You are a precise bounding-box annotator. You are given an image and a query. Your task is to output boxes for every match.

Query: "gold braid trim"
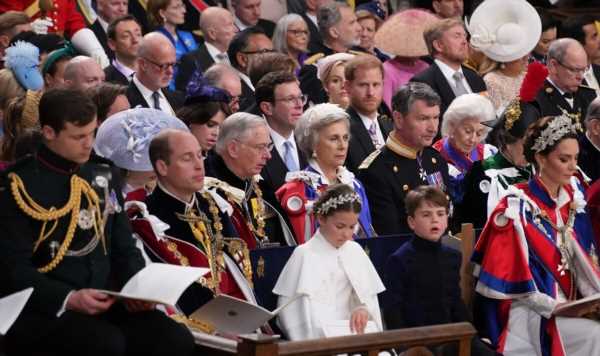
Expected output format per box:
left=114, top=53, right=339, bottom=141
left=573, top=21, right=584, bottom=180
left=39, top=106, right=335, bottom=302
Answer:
left=8, top=172, right=105, bottom=273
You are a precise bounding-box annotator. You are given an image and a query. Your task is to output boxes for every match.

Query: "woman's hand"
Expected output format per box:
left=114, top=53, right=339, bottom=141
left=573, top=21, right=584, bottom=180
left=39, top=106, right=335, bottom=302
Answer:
left=350, top=307, right=370, bottom=334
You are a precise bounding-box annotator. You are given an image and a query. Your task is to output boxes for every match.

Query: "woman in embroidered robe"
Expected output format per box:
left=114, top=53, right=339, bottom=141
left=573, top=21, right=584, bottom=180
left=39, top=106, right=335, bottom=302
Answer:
left=273, top=184, right=385, bottom=340
left=432, top=93, right=497, bottom=204
left=472, top=115, right=600, bottom=356
left=276, top=103, right=375, bottom=244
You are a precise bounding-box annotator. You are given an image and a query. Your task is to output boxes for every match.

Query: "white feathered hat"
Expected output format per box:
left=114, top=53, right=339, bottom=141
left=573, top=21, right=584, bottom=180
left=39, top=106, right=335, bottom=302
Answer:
left=466, top=0, right=541, bottom=63
left=94, top=108, right=189, bottom=172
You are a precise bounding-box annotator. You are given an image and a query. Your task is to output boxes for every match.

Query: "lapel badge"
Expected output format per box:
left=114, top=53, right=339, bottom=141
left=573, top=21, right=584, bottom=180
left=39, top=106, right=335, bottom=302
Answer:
left=393, top=165, right=398, bottom=173
left=545, top=87, right=553, bottom=94
left=403, top=184, right=409, bottom=191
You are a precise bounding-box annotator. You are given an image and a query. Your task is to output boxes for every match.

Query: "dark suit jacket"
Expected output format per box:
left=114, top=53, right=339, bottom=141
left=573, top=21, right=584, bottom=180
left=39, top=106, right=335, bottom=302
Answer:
left=126, top=80, right=185, bottom=113
left=300, top=12, right=323, bottom=54
left=256, top=19, right=276, bottom=38
left=534, top=79, right=597, bottom=119
left=175, top=42, right=216, bottom=92
left=104, top=65, right=129, bottom=86
left=90, top=20, right=113, bottom=60
left=410, top=62, right=487, bottom=118
left=239, top=77, right=255, bottom=112
left=261, top=139, right=308, bottom=199
left=579, top=134, right=600, bottom=184
left=345, top=107, right=393, bottom=174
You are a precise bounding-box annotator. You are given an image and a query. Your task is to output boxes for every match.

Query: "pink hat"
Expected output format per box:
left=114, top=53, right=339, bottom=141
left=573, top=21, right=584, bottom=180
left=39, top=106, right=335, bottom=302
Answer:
left=374, top=9, right=440, bottom=58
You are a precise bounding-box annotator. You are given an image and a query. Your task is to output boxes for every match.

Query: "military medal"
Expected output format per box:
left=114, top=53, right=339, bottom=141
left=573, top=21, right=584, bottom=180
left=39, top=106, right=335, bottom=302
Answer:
left=77, top=209, right=94, bottom=230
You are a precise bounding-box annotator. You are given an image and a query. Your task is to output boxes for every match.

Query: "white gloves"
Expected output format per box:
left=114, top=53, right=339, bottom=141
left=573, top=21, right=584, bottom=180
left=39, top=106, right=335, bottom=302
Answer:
left=30, top=17, right=54, bottom=35
left=70, top=28, right=110, bottom=68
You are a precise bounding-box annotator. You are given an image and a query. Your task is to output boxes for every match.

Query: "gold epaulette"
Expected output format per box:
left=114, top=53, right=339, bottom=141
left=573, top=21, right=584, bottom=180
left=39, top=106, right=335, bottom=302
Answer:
left=348, top=49, right=367, bottom=56
left=358, top=149, right=382, bottom=170
left=304, top=53, right=325, bottom=65
left=203, top=177, right=244, bottom=204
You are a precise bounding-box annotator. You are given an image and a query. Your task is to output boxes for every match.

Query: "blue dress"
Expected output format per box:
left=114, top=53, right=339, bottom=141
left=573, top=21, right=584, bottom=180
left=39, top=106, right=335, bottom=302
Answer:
left=156, top=27, right=198, bottom=91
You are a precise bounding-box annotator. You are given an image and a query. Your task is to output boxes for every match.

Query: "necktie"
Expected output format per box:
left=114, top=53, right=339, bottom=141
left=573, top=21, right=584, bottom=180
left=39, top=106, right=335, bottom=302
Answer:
left=283, top=141, right=298, bottom=172
left=368, top=121, right=380, bottom=148
left=216, top=53, right=229, bottom=64
left=452, top=71, right=469, bottom=97
left=563, top=92, right=574, bottom=99
left=152, top=91, right=162, bottom=110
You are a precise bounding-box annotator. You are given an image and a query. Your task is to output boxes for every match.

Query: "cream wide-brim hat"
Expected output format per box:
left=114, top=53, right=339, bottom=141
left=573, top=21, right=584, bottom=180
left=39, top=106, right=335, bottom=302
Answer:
left=374, top=9, right=440, bottom=58
left=466, top=0, right=541, bottom=63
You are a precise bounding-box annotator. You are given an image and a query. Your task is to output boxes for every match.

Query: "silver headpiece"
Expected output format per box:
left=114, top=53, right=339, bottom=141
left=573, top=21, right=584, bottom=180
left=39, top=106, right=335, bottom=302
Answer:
left=531, top=113, right=582, bottom=153
left=314, top=192, right=361, bottom=215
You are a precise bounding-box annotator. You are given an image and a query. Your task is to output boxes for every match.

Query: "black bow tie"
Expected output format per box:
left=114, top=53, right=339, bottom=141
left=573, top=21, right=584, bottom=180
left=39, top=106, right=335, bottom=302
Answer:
left=563, top=92, right=574, bottom=99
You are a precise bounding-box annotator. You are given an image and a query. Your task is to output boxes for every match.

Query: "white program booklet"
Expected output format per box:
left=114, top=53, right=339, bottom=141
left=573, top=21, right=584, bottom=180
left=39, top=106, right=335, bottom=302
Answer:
left=322, top=320, right=379, bottom=337
left=96, top=263, right=209, bottom=306
left=0, top=287, right=33, bottom=335
left=190, top=294, right=302, bottom=334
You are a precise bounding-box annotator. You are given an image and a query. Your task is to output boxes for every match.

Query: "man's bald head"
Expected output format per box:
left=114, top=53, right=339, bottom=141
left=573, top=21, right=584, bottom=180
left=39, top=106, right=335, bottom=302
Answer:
left=63, top=56, right=105, bottom=90
left=136, top=33, right=176, bottom=91
left=137, top=32, right=173, bottom=58
left=199, top=7, right=237, bottom=51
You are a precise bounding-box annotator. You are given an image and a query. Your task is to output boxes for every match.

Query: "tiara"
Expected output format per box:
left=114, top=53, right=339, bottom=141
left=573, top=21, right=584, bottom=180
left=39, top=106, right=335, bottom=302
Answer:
left=531, top=112, right=582, bottom=152
left=314, top=192, right=361, bottom=215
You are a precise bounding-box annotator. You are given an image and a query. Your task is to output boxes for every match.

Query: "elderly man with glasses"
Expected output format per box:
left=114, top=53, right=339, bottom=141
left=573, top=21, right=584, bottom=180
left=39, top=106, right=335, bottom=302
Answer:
left=533, top=38, right=597, bottom=119
left=209, top=112, right=296, bottom=249
left=126, top=32, right=183, bottom=115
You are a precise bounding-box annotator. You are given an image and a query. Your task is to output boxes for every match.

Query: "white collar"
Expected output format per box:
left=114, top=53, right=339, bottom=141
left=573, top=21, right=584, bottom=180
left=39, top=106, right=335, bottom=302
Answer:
left=268, top=124, right=295, bottom=149
left=205, top=41, right=226, bottom=61
left=308, top=159, right=354, bottom=185
left=546, top=77, right=568, bottom=96
left=305, top=12, right=318, bottom=26
left=113, top=58, right=135, bottom=80
left=235, top=69, right=254, bottom=91
left=157, top=181, right=196, bottom=210
left=133, top=75, right=163, bottom=102
left=434, top=58, right=463, bottom=81
left=586, top=131, right=600, bottom=152
left=97, top=16, right=109, bottom=32
left=234, top=16, right=249, bottom=31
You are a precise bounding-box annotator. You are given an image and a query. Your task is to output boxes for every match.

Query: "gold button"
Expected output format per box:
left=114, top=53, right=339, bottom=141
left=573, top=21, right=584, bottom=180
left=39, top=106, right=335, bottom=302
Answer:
left=393, top=165, right=398, bottom=173
left=545, top=87, right=553, bottom=94
left=432, top=157, right=437, bottom=164
left=403, top=184, right=409, bottom=191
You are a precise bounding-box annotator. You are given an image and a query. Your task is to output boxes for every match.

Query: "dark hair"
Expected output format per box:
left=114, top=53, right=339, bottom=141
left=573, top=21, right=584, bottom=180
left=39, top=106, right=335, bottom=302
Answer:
left=9, top=31, right=64, bottom=55
left=0, top=95, right=25, bottom=161
left=539, top=10, right=559, bottom=33
left=148, top=129, right=173, bottom=171
left=523, top=116, right=579, bottom=166
left=392, top=82, right=441, bottom=116
left=107, top=15, right=141, bottom=40
left=405, top=185, right=449, bottom=217
left=248, top=52, right=296, bottom=86
left=0, top=11, right=30, bottom=36
left=313, top=183, right=362, bottom=218
left=86, top=82, right=128, bottom=124
left=44, top=53, right=72, bottom=77
left=177, top=101, right=231, bottom=126
left=255, top=71, right=298, bottom=108
left=227, top=27, right=267, bottom=70
left=560, top=15, right=596, bottom=46
left=39, top=88, right=97, bottom=132
left=13, top=128, right=43, bottom=160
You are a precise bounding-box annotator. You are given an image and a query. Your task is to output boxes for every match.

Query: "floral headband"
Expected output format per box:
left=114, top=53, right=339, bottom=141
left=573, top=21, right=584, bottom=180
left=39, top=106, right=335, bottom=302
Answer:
left=314, top=192, right=361, bottom=215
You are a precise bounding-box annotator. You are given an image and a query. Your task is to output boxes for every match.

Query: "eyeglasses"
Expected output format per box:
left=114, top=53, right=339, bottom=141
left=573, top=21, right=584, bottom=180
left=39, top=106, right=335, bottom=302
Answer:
left=236, top=140, right=274, bottom=153
left=142, top=57, right=177, bottom=71
left=274, top=94, right=308, bottom=106
left=240, top=48, right=276, bottom=55
left=288, top=29, right=309, bottom=37
left=556, top=59, right=587, bottom=75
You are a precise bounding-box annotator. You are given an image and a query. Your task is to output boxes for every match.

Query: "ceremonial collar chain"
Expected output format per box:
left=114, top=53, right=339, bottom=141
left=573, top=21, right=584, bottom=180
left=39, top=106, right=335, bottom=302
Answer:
left=315, top=193, right=360, bottom=215
left=531, top=113, right=582, bottom=152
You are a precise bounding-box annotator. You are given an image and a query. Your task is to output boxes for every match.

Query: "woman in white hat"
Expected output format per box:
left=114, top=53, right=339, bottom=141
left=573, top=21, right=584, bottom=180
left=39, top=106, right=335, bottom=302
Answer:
left=316, top=53, right=355, bottom=109
left=466, top=0, right=542, bottom=111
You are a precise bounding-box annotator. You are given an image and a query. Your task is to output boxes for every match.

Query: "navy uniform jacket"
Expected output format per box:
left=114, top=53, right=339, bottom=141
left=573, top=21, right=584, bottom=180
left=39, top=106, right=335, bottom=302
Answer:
left=0, top=145, right=144, bottom=318
left=358, top=133, right=449, bottom=235
left=534, top=80, right=597, bottom=119
left=579, top=134, right=600, bottom=184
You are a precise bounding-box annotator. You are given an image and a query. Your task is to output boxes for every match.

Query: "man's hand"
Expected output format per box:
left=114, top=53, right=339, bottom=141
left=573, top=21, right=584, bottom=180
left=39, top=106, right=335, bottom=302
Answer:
left=66, top=289, right=115, bottom=315
left=350, top=308, right=369, bottom=334
left=123, top=299, right=155, bottom=313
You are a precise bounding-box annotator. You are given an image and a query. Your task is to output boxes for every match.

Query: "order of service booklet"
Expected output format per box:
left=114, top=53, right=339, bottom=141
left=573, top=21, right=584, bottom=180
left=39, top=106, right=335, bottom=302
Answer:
left=0, top=287, right=33, bottom=335
left=553, top=293, right=600, bottom=317
left=95, top=263, right=209, bottom=306
left=189, top=294, right=302, bottom=334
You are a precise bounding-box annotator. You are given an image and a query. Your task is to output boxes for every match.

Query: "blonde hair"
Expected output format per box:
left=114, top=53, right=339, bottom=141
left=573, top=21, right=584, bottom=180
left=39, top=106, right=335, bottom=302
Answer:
left=423, top=18, right=464, bottom=56
left=0, top=69, right=25, bottom=112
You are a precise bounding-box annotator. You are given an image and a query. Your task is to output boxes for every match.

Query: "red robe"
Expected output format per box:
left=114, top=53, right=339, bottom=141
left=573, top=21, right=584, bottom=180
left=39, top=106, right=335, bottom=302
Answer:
left=0, top=0, right=86, bottom=38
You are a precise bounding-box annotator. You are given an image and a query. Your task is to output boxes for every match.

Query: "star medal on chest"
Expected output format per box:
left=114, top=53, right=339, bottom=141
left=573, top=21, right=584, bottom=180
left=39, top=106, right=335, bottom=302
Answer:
left=77, top=208, right=95, bottom=230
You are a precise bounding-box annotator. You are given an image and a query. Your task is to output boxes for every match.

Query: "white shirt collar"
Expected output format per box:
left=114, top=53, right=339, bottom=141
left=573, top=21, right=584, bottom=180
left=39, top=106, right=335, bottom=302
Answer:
left=112, top=58, right=135, bottom=80
left=133, top=75, right=159, bottom=101
left=97, top=16, right=109, bottom=33
left=157, top=181, right=196, bottom=211
left=546, top=77, right=567, bottom=96
left=234, top=16, right=249, bottom=31
left=434, top=59, right=463, bottom=81
left=235, top=69, right=254, bottom=91
left=205, top=41, right=228, bottom=63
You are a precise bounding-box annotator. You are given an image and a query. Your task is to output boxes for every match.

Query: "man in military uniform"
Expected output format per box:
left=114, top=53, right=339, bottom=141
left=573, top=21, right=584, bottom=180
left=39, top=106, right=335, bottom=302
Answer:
left=358, top=82, right=449, bottom=235
left=299, top=1, right=363, bottom=105
left=140, top=129, right=255, bottom=315
left=0, top=89, right=194, bottom=356
left=534, top=38, right=597, bottom=120
left=210, top=112, right=295, bottom=248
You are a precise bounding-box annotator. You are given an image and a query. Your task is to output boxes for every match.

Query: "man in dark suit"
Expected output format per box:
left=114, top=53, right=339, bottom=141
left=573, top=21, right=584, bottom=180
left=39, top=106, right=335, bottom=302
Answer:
left=301, top=0, right=328, bottom=53
left=358, top=82, right=449, bottom=235
left=299, top=1, right=363, bottom=105
left=560, top=15, right=600, bottom=95
left=344, top=54, right=392, bottom=173
left=127, top=33, right=184, bottom=114
left=410, top=18, right=486, bottom=122
left=256, top=71, right=308, bottom=199
left=0, top=88, right=195, bottom=356
left=231, top=0, right=276, bottom=37
left=580, top=98, right=600, bottom=184
left=90, top=0, right=128, bottom=60
left=175, top=7, right=237, bottom=92
left=534, top=38, right=596, bottom=119
left=227, top=27, right=274, bottom=112
left=104, top=15, right=141, bottom=86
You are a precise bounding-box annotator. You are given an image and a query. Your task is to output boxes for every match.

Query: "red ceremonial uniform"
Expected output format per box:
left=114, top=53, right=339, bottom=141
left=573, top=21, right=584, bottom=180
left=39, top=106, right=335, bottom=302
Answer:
left=0, top=0, right=86, bottom=38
